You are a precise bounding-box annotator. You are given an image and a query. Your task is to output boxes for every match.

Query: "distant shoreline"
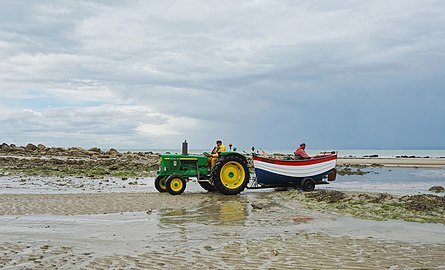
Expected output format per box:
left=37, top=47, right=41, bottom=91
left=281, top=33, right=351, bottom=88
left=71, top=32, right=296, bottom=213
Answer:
left=2, top=143, right=445, bottom=169
left=337, top=157, right=445, bottom=168
left=141, top=149, right=445, bottom=159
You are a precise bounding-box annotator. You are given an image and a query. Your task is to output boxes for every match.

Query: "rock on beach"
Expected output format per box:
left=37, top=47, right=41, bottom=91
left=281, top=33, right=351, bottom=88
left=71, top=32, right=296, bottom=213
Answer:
left=0, top=143, right=160, bottom=177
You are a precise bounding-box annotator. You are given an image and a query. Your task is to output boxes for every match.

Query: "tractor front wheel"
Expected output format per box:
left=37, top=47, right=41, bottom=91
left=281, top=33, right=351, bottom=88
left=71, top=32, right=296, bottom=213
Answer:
left=154, top=175, right=167, bottom=193
left=166, top=174, right=186, bottom=195
left=212, top=155, right=249, bottom=195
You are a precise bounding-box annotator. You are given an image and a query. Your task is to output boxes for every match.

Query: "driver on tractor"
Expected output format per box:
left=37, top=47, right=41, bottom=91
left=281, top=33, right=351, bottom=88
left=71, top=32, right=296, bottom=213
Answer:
left=207, top=140, right=226, bottom=168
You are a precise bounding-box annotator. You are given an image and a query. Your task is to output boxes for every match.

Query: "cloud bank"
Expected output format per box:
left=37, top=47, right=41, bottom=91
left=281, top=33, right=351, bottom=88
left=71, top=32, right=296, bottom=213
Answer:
left=1, top=0, right=444, bottom=150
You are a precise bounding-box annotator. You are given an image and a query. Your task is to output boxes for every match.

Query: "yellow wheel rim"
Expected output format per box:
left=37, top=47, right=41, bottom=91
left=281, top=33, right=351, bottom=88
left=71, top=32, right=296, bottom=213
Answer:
left=159, top=178, right=166, bottom=190
left=220, top=161, right=245, bottom=189
left=170, top=178, right=183, bottom=192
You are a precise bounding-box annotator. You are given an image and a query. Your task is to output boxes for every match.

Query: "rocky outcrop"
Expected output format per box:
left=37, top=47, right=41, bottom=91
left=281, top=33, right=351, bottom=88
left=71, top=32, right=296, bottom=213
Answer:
left=0, top=143, right=10, bottom=151
left=89, top=147, right=101, bottom=153
left=107, top=148, right=120, bottom=158
left=37, top=144, right=46, bottom=150
left=7, top=144, right=26, bottom=153
left=25, top=143, right=38, bottom=151
left=46, top=147, right=66, bottom=155
left=0, top=142, right=161, bottom=177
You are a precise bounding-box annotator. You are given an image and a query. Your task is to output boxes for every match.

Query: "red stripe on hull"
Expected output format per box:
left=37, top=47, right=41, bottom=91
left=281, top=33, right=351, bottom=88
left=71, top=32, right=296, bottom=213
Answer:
left=253, top=155, right=337, bottom=166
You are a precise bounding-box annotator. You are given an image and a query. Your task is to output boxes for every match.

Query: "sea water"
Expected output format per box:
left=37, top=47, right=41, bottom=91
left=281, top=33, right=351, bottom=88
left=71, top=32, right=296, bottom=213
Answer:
left=321, top=167, right=445, bottom=195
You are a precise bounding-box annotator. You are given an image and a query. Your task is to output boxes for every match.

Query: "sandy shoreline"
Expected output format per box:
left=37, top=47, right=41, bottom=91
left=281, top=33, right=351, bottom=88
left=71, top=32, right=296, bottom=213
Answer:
left=1, top=190, right=445, bottom=269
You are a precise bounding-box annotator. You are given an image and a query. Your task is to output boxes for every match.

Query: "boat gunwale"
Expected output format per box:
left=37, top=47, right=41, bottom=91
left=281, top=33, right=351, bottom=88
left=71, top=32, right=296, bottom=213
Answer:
left=253, top=154, right=337, bottom=166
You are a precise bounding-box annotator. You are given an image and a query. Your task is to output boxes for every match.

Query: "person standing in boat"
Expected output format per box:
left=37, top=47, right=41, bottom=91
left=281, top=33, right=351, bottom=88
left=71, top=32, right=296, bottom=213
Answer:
left=294, top=143, right=311, bottom=159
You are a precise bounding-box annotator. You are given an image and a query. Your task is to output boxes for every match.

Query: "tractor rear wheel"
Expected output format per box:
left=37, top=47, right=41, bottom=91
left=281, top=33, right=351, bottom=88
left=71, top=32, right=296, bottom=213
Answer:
left=154, top=175, right=167, bottom=193
left=166, top=174, right=186, bottom=195
left=212, top=155, right=249, bottom=195
left=198, top=181, right=216, bottom=192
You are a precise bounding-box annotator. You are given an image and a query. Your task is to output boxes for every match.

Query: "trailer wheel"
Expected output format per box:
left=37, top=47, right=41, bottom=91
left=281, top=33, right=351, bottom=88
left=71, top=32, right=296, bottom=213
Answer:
left=154, top=175, right=167, bottom=193
left=301, top=178, right=315, bottom=192
left=198, top=181, right=216, bottom=192
left=166, top=174, right=186, bottom=195
left=212, top=155, right=249, bottom=195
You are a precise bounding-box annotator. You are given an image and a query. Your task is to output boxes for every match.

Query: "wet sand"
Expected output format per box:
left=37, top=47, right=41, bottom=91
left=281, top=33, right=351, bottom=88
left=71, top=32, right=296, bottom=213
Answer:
left=1, top=189, right=444, bottom=269
left=338, top=157, right=445, bottom=168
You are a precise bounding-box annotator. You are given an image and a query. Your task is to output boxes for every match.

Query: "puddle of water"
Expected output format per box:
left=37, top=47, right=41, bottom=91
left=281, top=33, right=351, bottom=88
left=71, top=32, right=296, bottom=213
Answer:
left=296, top=216, right=445, bottom=244
left=0, top=212, right=168, bottom=256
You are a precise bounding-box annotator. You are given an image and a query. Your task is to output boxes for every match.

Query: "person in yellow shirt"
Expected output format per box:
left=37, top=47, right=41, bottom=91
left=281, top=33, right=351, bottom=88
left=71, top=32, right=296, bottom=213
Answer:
left=209, top=140, right=226, bottom=168
left=212, top=140, right=226, bottom=154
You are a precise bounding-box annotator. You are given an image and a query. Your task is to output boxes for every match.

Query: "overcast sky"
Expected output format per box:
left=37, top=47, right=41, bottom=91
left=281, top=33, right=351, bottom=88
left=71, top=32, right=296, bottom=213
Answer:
left=1, top=0, right=444, bottom=150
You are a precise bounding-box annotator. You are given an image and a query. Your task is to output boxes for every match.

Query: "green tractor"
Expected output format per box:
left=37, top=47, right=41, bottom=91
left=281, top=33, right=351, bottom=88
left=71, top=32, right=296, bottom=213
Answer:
left=155, top=141, right=250, bottom=195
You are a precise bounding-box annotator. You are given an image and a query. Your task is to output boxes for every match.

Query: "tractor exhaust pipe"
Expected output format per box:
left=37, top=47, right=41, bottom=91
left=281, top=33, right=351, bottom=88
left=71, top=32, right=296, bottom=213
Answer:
left=182, top=140, right=188, bottom=156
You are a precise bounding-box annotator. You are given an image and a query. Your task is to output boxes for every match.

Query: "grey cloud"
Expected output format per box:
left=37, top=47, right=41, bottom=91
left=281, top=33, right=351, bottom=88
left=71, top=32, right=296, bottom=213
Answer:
left=0, top=105, right=199, bottom=148
left=1, top=0, right=444, bottom=149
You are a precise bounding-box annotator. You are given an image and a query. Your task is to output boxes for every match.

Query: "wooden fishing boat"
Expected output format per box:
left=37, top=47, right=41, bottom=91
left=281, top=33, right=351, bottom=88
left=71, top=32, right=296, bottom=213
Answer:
left=250, top=152, right=337, bottom=191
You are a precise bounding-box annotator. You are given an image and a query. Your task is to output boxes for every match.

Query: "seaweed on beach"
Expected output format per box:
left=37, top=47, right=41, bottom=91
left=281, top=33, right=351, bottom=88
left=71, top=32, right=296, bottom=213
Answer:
left=305, top=190, right=347, bottom=203
left=428, top=186, right=445, bottom=193
left=368, top=193, right=394, bottom=203
left=0, top=156, right=158, bottom=178
left=336, top=166, right=370, bottom=176
left=401, top=194, right=445, bottom=211
left=288, top=190, right=445, bottom=224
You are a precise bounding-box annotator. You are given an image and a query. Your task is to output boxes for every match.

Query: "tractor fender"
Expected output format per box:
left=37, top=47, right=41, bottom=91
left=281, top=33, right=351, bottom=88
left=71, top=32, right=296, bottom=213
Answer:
left=218, top=152, right=248, bottom=164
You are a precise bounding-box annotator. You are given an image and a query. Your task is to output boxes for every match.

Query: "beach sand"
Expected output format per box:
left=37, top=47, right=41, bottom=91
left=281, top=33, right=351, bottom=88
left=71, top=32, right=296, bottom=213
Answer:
left=1, top=190, right=444, bottom=269
left=338, top=157, right=445, bottom=168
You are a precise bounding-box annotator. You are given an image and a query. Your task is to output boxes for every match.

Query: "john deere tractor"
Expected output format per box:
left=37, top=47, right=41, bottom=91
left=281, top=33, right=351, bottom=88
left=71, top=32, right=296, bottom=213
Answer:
left=155, top=141, right=249, bottom=195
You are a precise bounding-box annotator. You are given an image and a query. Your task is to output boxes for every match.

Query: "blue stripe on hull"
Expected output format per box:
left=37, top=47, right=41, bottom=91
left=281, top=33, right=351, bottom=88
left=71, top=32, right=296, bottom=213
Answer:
left=255, top=168, right=333, bottom=186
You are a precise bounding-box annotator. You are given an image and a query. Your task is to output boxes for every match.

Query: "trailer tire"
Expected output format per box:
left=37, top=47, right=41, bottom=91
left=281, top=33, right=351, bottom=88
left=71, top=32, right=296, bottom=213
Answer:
left=301, top=178, right=315, bottom=192
left=166, top=174, right=186, bottom=195
left=212, top=155, right=249, bottom=195
left=154, top=175, right=167, bottom=193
